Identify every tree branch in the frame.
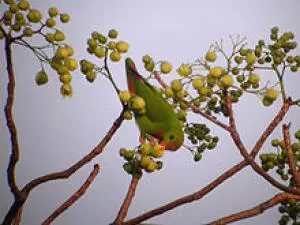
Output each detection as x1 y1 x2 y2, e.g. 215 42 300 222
224 93 300 195
2 110 125 225
124 88 292 225
114 175 140 225
41 164 100 225
208 192 300 225
283 124 300 188
4 36 25 200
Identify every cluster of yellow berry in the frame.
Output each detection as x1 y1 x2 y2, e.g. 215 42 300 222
119 91 146 119
86 29 129 62
259 129 300 181
120 143 164 176
141 55 173 74
0 0 78 97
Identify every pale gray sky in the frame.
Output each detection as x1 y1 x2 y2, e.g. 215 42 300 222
1 0 300 224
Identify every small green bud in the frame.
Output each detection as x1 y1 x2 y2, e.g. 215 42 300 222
86 71 96 82
110 51 121 62
60 13 70 23
54 30 65 42
17 0 30 11
194 152 202 161
160 61 172 74
142 55 152 64
210 67 223 78
116 41 129 53
170 79 183 92
108 29 118 39
35 70 48 85
205 51 217 62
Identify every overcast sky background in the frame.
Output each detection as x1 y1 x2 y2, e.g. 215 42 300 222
1 0 300 224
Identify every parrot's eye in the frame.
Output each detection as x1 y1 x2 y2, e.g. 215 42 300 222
169 135 175 140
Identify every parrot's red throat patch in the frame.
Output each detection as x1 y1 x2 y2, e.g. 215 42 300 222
127 68 142 93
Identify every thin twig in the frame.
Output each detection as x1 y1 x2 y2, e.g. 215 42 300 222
208 192 300 225
114 175 140 225
283 124 300 188
41 164 100 225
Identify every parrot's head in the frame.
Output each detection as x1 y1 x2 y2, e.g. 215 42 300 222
160 129 184 151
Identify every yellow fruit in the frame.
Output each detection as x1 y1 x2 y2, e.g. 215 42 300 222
27 9 42 23
139 143 151 155
248 73 260 84
119 91 131 103
107 41 116 49
171 79 183 92
220 74 234 88
140 156 151 169
48 7 59 17
177 64 192 77
17 0 30 11
64 58 78 71
192 78 204 90
86 71 96 82
46 18 56 28
35 71 48 85
145 160 157 173
145 61 154 72
205 51 217 62
164 88 174 98
116 41 129 53
60 84 73 97
60 13 70 23
160 61 173 74
151 145 164 158
59 72 72 84
56 47 69 59
94 47 105 58
131 96 146 110
123 111 133 120
54 30 65 42
265 88 279 101
142 55 152 64
210 67 223 78
110 51 121 62
245 52 257 64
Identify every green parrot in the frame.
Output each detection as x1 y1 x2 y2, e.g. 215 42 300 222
125 58 184 151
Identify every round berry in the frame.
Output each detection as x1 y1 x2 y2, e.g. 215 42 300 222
210 67 223 78
177 64 192 77
151 145 164 158
60 13 70 23
116 41 129 53
108 29 118 39
145 61 154 72
17 0 30 11
139 143 151 155
205 51 217 62
160 61 172 74
27 9 42 23
35 70 48 85
295 130 300 140
194 153 202 161
59 72 72 84
110 51 121 62
145 160 157 173
54 30 65 42
170 79 183 92
94 47 106 58
245 52 257 64
123 111 133 120
48 7 59 17
64 58 78 71
46 18 56 28
265 88 279 101
192 78 204 90
86 71 96 82
248 73 260 85
220 74 234 88
142 55 152 64
131 96 146 110
119 91 131 103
